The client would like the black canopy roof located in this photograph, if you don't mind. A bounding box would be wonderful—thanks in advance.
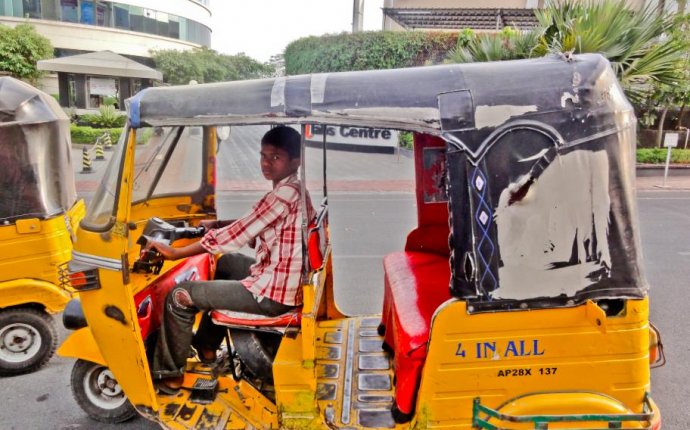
[0,77,77,221]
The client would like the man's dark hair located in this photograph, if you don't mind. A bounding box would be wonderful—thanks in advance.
[261,126,301,159]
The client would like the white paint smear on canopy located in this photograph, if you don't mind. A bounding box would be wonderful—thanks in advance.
[494,150,611,300]
[474,105,537,129]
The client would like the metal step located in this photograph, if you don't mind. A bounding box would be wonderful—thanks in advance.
[315,316,397,429]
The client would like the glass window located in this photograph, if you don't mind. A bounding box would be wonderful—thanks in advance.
[40,0,58,20]
[178,16,187,41]
[156,11,168,37]
[60,0,77,22]
[129,5,143,32]
[143,7,156,34]
[168,15,179,39]
[131,127,203,203]
[22,0,40,18]
[80,0,94,24]
[11,0,22,17]
[113,3,128,29]
[82,129,128,230]
[199,24,211,46]
[95,1,109,26]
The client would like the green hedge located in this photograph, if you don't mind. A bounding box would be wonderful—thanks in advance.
[284,31,458,75]
[637,148,690,164]
[70,124,122,144]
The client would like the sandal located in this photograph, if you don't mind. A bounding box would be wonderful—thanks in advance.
[154,375,184,395]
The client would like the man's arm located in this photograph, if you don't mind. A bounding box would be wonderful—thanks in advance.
[147,241,206,261]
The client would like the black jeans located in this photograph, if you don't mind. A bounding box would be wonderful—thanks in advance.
[150,253,295,380]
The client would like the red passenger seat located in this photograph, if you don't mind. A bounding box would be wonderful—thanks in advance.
[381,250,451,416]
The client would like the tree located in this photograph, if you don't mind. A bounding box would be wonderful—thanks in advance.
[0,24,53,84]
[151,47,274,85]
[636,13,690,145]
[535,0,685,105]
[445,1,685,109]
[446,27,542,63]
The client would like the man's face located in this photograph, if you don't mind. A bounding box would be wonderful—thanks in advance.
[260,142,300,183]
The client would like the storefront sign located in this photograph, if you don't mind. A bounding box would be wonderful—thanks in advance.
[89,77,117,96]
[304,124,398,151]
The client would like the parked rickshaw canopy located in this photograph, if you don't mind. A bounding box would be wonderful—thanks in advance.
[0,77,77,222]
[128,53,646,309]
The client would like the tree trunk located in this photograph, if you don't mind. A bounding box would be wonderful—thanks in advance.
[656,106,669,148]
[677,104,686,130]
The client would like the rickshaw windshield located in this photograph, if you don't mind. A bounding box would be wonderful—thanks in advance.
[131,126,204,203]
[0,77,77,223]
[81,128,128,230]
[82,126,204,231]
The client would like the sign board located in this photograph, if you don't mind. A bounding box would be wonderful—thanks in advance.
[304,124,398,152]
[664,132,679,148]
[89,77,117,96]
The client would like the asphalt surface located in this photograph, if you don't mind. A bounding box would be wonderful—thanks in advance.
[1,125,688,428]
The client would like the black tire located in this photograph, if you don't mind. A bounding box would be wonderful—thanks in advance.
[0,308,57,376]
[71,359,137,423]
[229,330,281,384]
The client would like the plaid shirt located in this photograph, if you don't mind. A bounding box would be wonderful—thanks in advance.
[200,174,313,306]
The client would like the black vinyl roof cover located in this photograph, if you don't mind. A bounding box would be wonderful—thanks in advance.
[0,77,77,221]
[128,54,647,306]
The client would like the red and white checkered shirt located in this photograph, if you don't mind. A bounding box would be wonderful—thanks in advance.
[200,174,314,306]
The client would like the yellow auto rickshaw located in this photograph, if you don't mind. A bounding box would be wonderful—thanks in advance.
[59,53,663,428]
[0,77,85,376]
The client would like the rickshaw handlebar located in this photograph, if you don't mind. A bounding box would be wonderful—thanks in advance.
[133,217,206,274]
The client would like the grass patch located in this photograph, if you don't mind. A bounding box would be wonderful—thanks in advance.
[70,124,122,144]
[637,148,690,164]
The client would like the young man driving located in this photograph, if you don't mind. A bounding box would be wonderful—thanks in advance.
[147,126,314,393]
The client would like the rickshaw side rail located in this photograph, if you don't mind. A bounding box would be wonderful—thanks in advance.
[472,394,655,429]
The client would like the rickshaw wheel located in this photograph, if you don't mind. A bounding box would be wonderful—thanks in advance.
[0,308,57,376]
[71,359,137,423]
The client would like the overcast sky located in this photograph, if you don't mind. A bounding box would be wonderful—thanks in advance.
[210,1,384,62]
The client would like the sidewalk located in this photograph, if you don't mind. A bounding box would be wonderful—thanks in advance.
[71,126,690,194]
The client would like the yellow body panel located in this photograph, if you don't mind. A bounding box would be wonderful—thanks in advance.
[415,298,652,428]
[0,279,71,312]
[0,199,84,286]
[73,131,159,411]
[0,199,84,311]
[57,327,106,365]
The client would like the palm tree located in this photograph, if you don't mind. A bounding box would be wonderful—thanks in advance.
[535,0,685,104]
[447,1,685,106]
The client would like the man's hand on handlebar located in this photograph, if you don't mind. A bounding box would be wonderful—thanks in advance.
[143,240,207,263]
[144,241,179,261]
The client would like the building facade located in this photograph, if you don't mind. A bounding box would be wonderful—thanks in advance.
[0,0,211,62]
[382,0,682,31]
[0,0,211,105]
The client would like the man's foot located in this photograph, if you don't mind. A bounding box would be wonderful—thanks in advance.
[154,375,184,395]
[196,347,217,365]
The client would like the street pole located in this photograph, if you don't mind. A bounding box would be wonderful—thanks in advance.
[662,132,678,188]
[353,0,364,33]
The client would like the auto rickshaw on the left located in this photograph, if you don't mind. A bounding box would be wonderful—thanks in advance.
[0,77,85,375]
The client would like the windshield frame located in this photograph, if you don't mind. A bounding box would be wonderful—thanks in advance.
[80,125,130,233]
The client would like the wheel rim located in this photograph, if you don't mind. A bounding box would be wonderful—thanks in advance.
[83,365,128,410]
[0,323,42,363]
